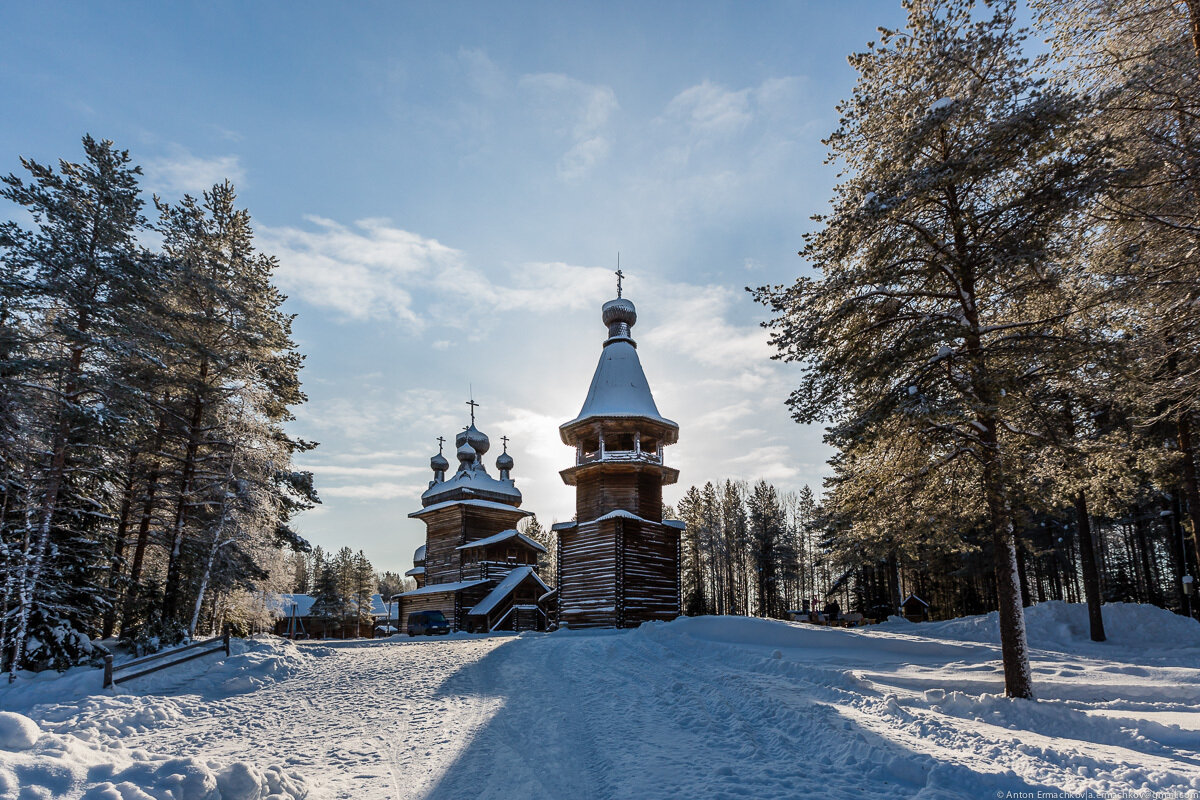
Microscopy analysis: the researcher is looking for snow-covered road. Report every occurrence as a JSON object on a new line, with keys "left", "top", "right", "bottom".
{"left": 5, "top": 602, "right": 1200, "bottom": 799}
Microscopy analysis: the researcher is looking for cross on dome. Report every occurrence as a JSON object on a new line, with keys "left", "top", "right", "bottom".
{"left": 436, "top": 435, "right": 446, "bottom": 454}
{"left": 466, "top": 397, "right": 479, "bottom": 425}
{"left": 501, "top": 435, "right": 510, "bottom": 452}
{"left": 615, "top": 267, "right": 624, "bottom": 298}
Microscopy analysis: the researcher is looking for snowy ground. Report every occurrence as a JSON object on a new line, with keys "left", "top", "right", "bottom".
{"left": 3, "top": 602, "right": 1200, "bottom": 799}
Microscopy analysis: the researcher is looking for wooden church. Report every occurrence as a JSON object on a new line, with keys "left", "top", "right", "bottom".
{"left": 551, "top": 281, "right": 685, "bottom": 628}
{"left": 393, "top": 409, "right": 555, "bottom": 633}
{"left": 396, "top": 275, "right": 683, "bottom": 631}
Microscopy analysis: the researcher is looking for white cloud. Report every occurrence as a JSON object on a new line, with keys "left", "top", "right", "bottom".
{"left": 665, "top": 81, "right": 753, "bottom": 137}
{"left": 518, "top": 73, "right": 618, "bottom": 180}
{"left": 261, "top": 217, "right": 615, "bottom": 325}
{"left": 144, "top": 148, "right": 246, "bottom": 196}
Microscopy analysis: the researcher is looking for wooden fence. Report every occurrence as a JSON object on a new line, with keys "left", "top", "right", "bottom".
{"left": 103, "top": 633, "right": 231, "bottom": 689}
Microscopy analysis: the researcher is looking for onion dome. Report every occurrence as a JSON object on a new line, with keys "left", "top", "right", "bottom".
{"left": 496, "top": 450, "right": 514, "bottom": 472}
{"left": 430, "top": 451, "right": 450, "bottom": 473}
{"left": 602, "top": 297, "right": 637, "bottom": 343}
{"left": 455, "top": 424, "right": 490, "bottom": 457}
{"left": 456, "top": 440, "right": 477, "bottom": 468}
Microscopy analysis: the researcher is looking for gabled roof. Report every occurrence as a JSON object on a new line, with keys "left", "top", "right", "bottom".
{"left": 393, "top": 579, "right": 490, "bottom": 599}
{"left": 404, "top": 566, "right": 425, "bottom": 577}
{"left": 559, "top": 340, "right": 678, "bottom": 444}
{"left": 455, "top": 529, "right": 547, "bottom": 554}
{"left": 902, "top": 594, "right": 929, "bottom": 607}
{"left": 467, "top": 566, "right": 551, "bottom": 617}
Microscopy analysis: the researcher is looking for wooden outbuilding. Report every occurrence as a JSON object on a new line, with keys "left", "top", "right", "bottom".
{"left": 901, "top": 594, "right": 930, "bottom": 622}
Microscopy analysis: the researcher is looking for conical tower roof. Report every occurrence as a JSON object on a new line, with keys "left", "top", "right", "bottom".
{"left": 560, "top": 295, "right": 678, "bottom": 445}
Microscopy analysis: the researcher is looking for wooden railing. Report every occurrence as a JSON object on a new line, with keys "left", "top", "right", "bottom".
{"left": 102, "top": 632, "right": 231, "bottom": 689}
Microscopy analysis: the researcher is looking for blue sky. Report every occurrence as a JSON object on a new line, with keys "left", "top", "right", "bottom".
{"left": 1, "top": 1, "right": 909, "bottom": 573}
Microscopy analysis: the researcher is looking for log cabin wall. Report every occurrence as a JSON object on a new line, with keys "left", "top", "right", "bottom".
{"left": 418, "top": 504, "right": 528, "bottom": 586}
{"left": 622, "top": 523, "right": 682, "bottom": 625}
{"left": 574, "top": 466, "right": 664, "bottom": 522}
{"left": 558, "top": 521, "right": 618, "bottom": 628}
{"left": 399, "top": 592, "right": 456, "bottom": 631}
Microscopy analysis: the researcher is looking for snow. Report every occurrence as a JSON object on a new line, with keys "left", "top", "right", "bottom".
{"left": 0, "top": 713, "right": 40, "bottom": 751}
{"left": 455, "top": 528, "right": 547, "bottom": 553}
{"left": 393, "top": 578, "right": 490, "bottom": 598}
{"left": 4, "top": 603, "right": 1200, "bottom": 799}
{"left": 0, "top": 637, "right": 316, "bottom": 798}
{"left": 408, "top": 498, "right": 532, "bottom": 520}
{"left": 930, "top": 96, "right": 956, "bottom": 112}
{"left": 467, "top": 567, "right": 550, "bottom": 618}
{"left": 560, "top": 340, "right": 678, "bottom": 438}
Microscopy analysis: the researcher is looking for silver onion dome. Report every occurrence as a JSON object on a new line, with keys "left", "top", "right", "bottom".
{"left": 602, "top": 297, "right": 637, "bottom": 342}
{"left": 455, "top": 424, "right": 490, "bottom": 457}
{"left": 496, "top": 451, "right": 514, "bottom": 471}
{"left": 456, "top": 440, "right": 476, "bottom": 467}
{"left": 430, "top": 451, "right": 450, "bottom": 472}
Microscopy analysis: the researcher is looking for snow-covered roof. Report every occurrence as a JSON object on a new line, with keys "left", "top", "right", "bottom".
{"left": 467, "top": 567, "right": 551, "bottom": 618}
{"left": 413, "top": 545, "right": 426, "bottom": 562}
{"left": 409, "top": 498, "right": 532, "bottom": 519}
{"left": 272, "top": 594, "right": 316, "bottom": 618}
{"left": 663, "top": 519, "right": 686, "bottom": 530}
{"left": 394, "top": 579, "right": 490, "bottom": 599}
{"left": 420, "top": 463, "right": 521, "bottom": 505}
{"left": 551, "top": 521, "right": 577, "bottom": 531}
{"left": 560, "top": 340, "right": 677, "bottom": 442}
{"left": 404, "top": 566, "right": 425, "bottom": 577}
{"left": 902, "top": 594, "right": 929, "bottom": 607}
{"left": 455, "top": 529, "right": 547, "bottom": 554}
{"left": 270, "top": 593, "right": 389, "bottom": 618}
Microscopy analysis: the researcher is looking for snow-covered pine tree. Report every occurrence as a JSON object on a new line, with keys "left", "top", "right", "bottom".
{"left": 1038, "top": 0, "right": 1200, "bottom": 588}
{"left": 151, "top": 182, "right": 312, "bottom": 633}
{"left": 747, "top": 480, "right": 785, "bottom": 618}
{"left": 0, "top": 136, "right": 157, "bottom": 672}
{"left": 754, "top": 0, "right": 1109, "bottom": 698}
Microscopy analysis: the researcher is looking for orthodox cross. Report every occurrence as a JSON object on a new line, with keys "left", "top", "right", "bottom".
{"left": 466, "top": 398, "right": 479, "bottom": 425}
{"left": 615, "top": 267, "right": 624, "bottom": 298}
{"left": 436, "top": 435, "right": 445, "bottom": 455}
{"left": 500, "top": 435, "right": 510, "bottom": 452}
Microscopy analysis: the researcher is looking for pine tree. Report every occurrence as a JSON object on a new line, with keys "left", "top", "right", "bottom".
{"left": 0, "top": 136, "right": 155, "bottom": 671}
{"left": 754, "top": 0, "right": 1109, "bottom": 697}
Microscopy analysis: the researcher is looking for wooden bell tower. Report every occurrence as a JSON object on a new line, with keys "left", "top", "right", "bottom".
{"left": 553, "top": 281, "right": 684, "bottom": 628}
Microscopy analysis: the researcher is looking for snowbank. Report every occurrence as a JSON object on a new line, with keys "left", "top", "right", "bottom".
{"left": 0, "top": 721, "right": 311, "bottom": 799}
{"left": 880, "top": 601, "right": 1200, "bottom": 651}
{"left": 0, "top": 637, "right": 321, "bottom": 799}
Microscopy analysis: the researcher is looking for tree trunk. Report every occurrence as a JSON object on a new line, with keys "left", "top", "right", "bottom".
{"left": 1074, "top": 492, "right": 1106, "bottom": 642}
{"left": 1170, "top": 492, "right": 1193, "bottom": 615}
{"left": 1186, "top": 0, "right": 1200, "bottom": 66}
{"left": 982, "top": 421, "right": 1033, "bottom": 699}
{"left": 163, "top": 359, "right": 209, "bottom": 623}
{"left": 1178, "top": 415, "right": 1200, "bottom": 578}
{"left": 102, "top": 450, "right": 139, "bottom": 639}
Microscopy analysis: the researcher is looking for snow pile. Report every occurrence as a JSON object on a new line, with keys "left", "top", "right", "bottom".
{"left": 883, "top": 601, "right": 1200, "bottom": 651}
{"left": 0, "top": 714, "right": 40, "bottom": 751}
{"left": 0, "top": 715, "right": 311, "bottom": 800}
{"left": 0, "top": 637, "right": 322, "bottom": 799}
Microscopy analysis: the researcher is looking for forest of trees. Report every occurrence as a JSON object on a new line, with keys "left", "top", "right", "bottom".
{"left": 0, "top": 137, "right": 317, "bottom": 672}
{"left": 748, "top": 0, "right": 1200, "bottom": 697}
{"left": 283, "top": 546, "right": 385, "bottom": 637}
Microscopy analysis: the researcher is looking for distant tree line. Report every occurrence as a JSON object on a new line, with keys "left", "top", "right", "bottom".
{"left": 284, "top": 546, "right": 382, "bottom": 637}
{"left": 0, "top": 136, "right": 317, "bottom": 672}
{"left": 750, "top": 0, "right": 1200, "bottom": 698}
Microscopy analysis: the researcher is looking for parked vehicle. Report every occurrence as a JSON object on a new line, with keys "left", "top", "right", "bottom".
{"left": 407, "top": 611, "right": 450, "bottom": 636}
